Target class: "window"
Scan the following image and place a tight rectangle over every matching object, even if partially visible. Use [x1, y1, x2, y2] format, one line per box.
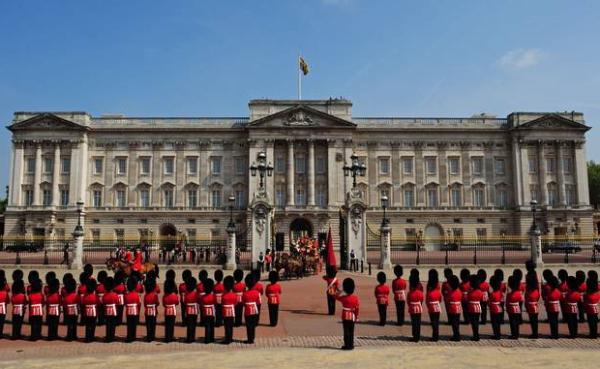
[61, 158, 70, 174]
[91, 229, 101, 246]
[94, 158, 103, 175]
[427, 187, 438, 207]
[275, 186, 285, 207]
[188, 189, 197, 208]
[211, 157, 222, 175]
[495, 158, 505, 175]
[473, 186, 485, 207]
[530, 185, 539, 202]
[93, 190, 102, 208]
[476, 228, 487, 239]
[24, 190, 34, 206]
[403, 187, 414, 207]
[115, 229, 125, 244]
[116, 190, 126, 207]
[163, 157, 174, 175]
[234, 157, 244, 175]
[316, 156, 326, 174]
[26, 158, 35, 174]
[42, 189, 51, 206]
[566, 185, 576, 206]
[548, 183, 558, 206]
[187, 157, 198, 175]
[140, 189, 150, 207]
[140, 157, 151, 175]
[275, 156, 285, 173]
[402, 157, 413, 175]
[295, 188, 305, 205]
[546, 157, 556, 173]
[425, 157, 437, 175]
[44, 158, 53, 173]
[379, 158, 390, 175]
[211, 189, 222, 208]
[471, 157, 483, 176]
[563, 157, 573, 174]
[295, 156, 306, 174]
[528, 156, 537, 173]
[497, 188, 508, 208]
[164, 189, 174, 208]
[316, 185, 326, 207]
[450, 186, 461, 207]
[235, 190, 244, 208]
[448, 157, 460, 175]
[60, 189, 69, 206]
[117, 158, 127, 175]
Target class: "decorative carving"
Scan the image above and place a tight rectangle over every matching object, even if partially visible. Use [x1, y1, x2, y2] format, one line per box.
[350, 206, 362, 237]
[284, 110, 315, 126]
[254, 206, 267, 236]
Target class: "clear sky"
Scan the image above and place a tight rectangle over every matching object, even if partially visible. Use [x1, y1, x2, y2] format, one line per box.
[1, 0, 599, 190]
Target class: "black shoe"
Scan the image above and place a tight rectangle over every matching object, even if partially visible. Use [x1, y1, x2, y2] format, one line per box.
[528, 334, 538, 339]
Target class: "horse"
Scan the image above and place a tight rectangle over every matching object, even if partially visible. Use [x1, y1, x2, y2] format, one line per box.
[273, 253, 304, 280]
[105, 257, 159, 277]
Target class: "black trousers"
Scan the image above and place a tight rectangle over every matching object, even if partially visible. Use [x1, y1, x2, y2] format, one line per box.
[11, 315, 23, 339]
[578, 301, 586, 322]
[377, 304, 387, 326]
[65, 314, 78, 341]
[430, 312, 440, 341]
[47, 315, 60, 340]
[587, 313, 598, 338]
[204, 315, 215, 343]
[342, 320, 355, 349]
[234, 304, 243, 326]
[448, 313, 460, 341]
[186, 314, 197, 342]
[164, 316, 176, 342]
[117, 305, 124, 325]
[0, 314, 5, 337]
[410, 314, 421, 342]
[566, 313, 578, 338]
[145, 315, 156, 342]
[84, 316, 96, 342]
[548, 312, 559, 339]
[29, 315, 42, 340]
[215, 304, 223, 327]
[223, 317, 234, 343]
[395, 300, 405, 325]
[491, 313, 502, 339]
[268, 304, 279, 326]
[327, 294, 336, 315]
[480, 303, 488, 325]
[246, 314, 259, 343]
[461, 301, 470, 324]
[126, 315, 138, 342]
[508, 313, 520, 339]
[528, 313, 538, 338]
[105, 316, 117, 342]
[257, 304, 262, 325]
[181, 303, 187, 326]
[469, 312, 480, 340]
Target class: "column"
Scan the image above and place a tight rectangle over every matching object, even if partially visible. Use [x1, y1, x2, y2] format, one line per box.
[78, 135, 89, 205]
[556, 141, 566, 206]
[9, 140, 24, 206]
[530, 226, 543, 267]
[68, 142, 80, 207]
[286, 140, 295, 206]
[33, 142, 42, 206]
[225, 223, 237, 270]
[519, 141, 531, 206]
[511, 137, 523, 207]
[537, 141, 547, 205]
[574, 141, 590, 206]
[307, 139, 315, 206]
[379, 223, 392, 269]
[52, 143, 61, 206]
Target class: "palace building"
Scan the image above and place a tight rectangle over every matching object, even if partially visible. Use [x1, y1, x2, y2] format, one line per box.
[4, 98, 594, 265]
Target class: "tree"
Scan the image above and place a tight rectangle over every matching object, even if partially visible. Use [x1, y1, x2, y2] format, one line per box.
[589, 161, 600, 209]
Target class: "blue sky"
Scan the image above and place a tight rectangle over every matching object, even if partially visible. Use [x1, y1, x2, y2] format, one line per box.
[1, 0, 599, 190]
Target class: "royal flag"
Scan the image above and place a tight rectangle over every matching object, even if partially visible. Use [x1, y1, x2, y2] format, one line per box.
[299, 56, 309, 75]
[325, 225, 337, 271]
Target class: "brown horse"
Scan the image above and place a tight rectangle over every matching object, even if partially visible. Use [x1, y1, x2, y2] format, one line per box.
[274, 253, 304, 280]
[105, 258, 159, 277]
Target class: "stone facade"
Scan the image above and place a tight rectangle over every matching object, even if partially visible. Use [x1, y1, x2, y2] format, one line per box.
[4, 99, 594, 263]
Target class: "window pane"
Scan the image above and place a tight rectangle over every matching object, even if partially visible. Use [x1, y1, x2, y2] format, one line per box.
[61, 158, 70, 173]
[94, 159, 103, 174]
[403, 158, 413, 174]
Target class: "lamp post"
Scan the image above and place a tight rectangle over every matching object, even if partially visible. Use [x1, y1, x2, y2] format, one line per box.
[226, 195, 237, 270]
[530, 199, 543, 267]
[72, 201, 84, 270]
[250, 152, 274, 190]
[343, 153, 366, 190]
[381, 195, 389, 227]
[379, 194, 391, 269]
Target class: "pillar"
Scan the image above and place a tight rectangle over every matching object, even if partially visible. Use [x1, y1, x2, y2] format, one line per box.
[52, 143, 61, 206]
[286, 140, 295, 206]
[537, 141, 547, 205]
[9, 140, 24, 206]
[574, 141, 590, 206]
[530, 227, 543, 267]
[226, 224, 237, 270]
[511, 137, 523, 207]
[379, 224, 392, 270]
[72, 209, 85, 270]
[33, 142, 42, 206]
[557, 141, 566, 206]
[307, 139, 315, 206]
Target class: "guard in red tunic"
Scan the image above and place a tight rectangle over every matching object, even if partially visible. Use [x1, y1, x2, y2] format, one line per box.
[373, 272, 390, 326]
[558, 269, 569, 322]
[221, 276, 237, 344]
[459, 269, 471, 324]
[28, 278, 44, 341]
[213, 270, 225, 327]
[184, 277, 199, 343]
[265, 271, 282, 327]
[179, 269, 192, 326]
[506, 276, 522, 339]
[78, 272, 88, 325]
[488, 276, 504, 339]
[336, 278, 359, 350]
[43, 271, 56, 297]
[252, 270, 264, 324]
[124, 277, 141, 342]
[426, 269, 442, 341]
[45, 278, 61, 340]
[576, 270, 587, 323]
[95, 271, 107, 327]
[393, 265, 408, 326]
[144, 277, 159, 342]
[197, 270, 208, 327]
[446, 275, 462, 341]
[233, 269, 246, 327]
[0, 276, 8, 337]
[10, 279, 26, 340]
[62, 278, 79, 341]
[407, 271, 424, 342]
[82, 278, 98, 343]
[113, 271, 126, 325]
[441, 268, 453, 314]
[584, 277, 599, 338]
[162, 280, 179, 343]
[467, 275, 483, 341]
[242, 274, 261, 344]
[200, 278, 216, 343]
[477, 269, 489, 325]
[544, 276, 561, 339]
[323, 267, 339, 316]
[565, 276, 581, 338]
[525, 273, 540, 338]
[102, 277, 119, 342]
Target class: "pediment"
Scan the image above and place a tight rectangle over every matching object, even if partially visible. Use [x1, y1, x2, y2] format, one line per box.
[8, 113, 88, 131]
[514, 114, 590, 131]
[247, 105, 356, 129]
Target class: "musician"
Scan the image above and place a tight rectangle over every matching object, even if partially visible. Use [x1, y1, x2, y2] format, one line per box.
[323, 267, 339, 316]
[144, 277, 159, 342]
[565, 276, 581, 338]
[95, 271, 107, 327]
[506, 276, 522, 339]
[545, 276, 561, 339]
[336, 278, 359, 350]
[477, 269, 489, 325]
[221, 276, 237, 344]
[179, 269, 192, 326]
[374, 272, 390, 326]
[113, 271, 126, 325]
[45, 278, 61, 340]
[459, 269, 471, 324]
[576, 270, 587, 323]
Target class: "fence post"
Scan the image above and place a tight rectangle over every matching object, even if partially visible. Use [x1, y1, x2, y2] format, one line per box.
[473, 242, 478, 265]
[416, 244, 420, 265]
[43, 250, 49, 265]
[593, 247, 597, 264]
[530, 228, 543, 267]
[368, 262, 371, 275]
[501, 242, 506, 265]
[361, 260, 364, 273]
[15, 250, 21, 265]
[379, 224, 392, 270]
[444, 248, 449, 265]
[225, 225, 237, 271]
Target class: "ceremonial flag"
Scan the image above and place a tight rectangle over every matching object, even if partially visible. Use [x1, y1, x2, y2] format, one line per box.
[325, 225, 337, 271]
[299, 56, 309, 75]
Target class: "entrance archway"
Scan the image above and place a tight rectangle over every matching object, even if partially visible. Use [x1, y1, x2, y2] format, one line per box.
[159, 223, 177, 251]
[289, 218, 313, 245]
[424, 224, 443, 251]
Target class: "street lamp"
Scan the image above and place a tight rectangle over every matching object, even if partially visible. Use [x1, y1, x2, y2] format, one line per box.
[250, 151, 274, 189]
[343, 153, 366, 189]
[73, 201, 84, 237]
[227, 195, 236, 230]
[381, 194, 389, 227]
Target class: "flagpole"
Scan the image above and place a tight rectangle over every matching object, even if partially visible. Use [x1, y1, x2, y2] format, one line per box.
[298, 54, 302, 100]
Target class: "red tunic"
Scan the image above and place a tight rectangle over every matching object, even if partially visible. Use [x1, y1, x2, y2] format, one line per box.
[200, 292, 216, 317]
[253, 282, 264, 305]
[446, 289, 462, 315]
[265, 283, 282, 305]
[184, 290, 199, 315]
[407, 289, 424, 315]
[242, 289, 260, 316]
[124, 291, 141, 316]
[162, 293, 179, 317]
[392, 277, 407, 301]
[336, 293, 360, 321]
[144, 291, 160, 317]
[81, 292, 98, 317]
[221, 292, 237, 317]
[426, 288, 442, 314]
[584, 291, 600, 315]
[506, 290, 522, 314]
[0, 289, 8, 315]
[479, 281, 490, 303]
[441, 281, 451, 300]
[178, 282, 188, 305]
[11, 292, 26, 317]
[489, 290, 504, 314]
[113, 284, 126, 306]
[467, 289, 483, 314]
[545, 288, 561, 313]
[28, 292, 45, 317]
[541, 283, 552, 302]
[63, 292, 79, 316]
[459, 281, 471, 302]
[96, 283, 106, 302]
[213, 282, 225, 304]
[374, 284, 390, 305]
[525, 288, 540, 314]
[233, 282, 246, 304]
[102, 292, 119, 316]
[46, 292, 61, 316]
[565, 290, 581, 314]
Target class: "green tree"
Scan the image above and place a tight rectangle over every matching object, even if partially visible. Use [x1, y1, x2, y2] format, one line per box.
[589, 161, 600, 209]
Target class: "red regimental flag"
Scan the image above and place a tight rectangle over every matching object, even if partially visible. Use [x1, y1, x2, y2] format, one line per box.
[326, 225, 337, 271]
